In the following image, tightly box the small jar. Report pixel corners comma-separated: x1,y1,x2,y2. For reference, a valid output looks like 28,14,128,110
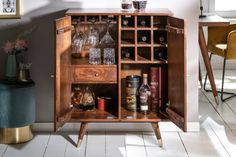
121,0,132,11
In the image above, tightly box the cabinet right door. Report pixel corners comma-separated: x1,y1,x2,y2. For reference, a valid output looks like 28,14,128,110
166,16,186,131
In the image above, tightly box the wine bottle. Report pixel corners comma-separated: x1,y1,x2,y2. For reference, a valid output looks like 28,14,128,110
141,36,147,42
159,36,165,44
139,73,151,114
140,19,146,27
155,48,165,59
139,33,148,43
122,49,130,58
122,18,129,26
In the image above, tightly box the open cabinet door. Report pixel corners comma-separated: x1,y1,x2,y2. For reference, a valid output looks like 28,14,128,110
166,16,187,131
54,16,72,131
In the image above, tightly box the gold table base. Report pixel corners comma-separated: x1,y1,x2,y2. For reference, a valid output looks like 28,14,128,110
0,125,33,144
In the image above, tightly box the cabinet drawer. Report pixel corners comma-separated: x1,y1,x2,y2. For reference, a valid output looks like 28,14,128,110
73,67,117,83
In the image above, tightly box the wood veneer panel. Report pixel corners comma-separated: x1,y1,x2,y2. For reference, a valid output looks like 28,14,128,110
55,16,72,131
167,16,186,131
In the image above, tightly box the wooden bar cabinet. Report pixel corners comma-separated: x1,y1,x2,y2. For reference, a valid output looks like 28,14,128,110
54,8,186,148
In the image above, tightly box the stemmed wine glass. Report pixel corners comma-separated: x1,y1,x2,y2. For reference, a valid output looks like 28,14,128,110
100,19,115,46
87,18,99,47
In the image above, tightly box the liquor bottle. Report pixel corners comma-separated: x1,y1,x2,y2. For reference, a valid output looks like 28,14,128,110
139,73,151,114
149,67,159,112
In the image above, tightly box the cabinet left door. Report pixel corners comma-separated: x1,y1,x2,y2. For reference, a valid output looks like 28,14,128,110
54,16,72,131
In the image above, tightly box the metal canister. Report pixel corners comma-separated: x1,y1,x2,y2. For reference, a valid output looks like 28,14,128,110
126,75,140,111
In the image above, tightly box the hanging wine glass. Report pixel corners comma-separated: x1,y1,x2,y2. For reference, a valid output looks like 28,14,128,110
100,19,115,46
87,18,99,47
71,18,87,58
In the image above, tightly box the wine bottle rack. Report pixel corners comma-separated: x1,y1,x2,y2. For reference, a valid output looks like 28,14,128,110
119,15,168,64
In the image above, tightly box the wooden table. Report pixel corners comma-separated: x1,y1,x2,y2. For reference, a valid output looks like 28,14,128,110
199,15,230,104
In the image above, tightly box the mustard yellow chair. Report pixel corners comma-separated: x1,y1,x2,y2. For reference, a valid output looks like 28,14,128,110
204,24,236,101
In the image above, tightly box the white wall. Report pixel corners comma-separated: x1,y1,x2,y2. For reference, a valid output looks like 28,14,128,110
0,0,199,129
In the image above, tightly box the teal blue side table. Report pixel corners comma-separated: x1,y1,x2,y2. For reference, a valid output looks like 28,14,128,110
0,80,35,144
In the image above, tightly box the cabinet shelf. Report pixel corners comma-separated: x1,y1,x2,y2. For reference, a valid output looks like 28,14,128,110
121,60,166,64
153,27,168,31
71,58,117,68
153,44,168,47
137,44,152,47
71,109,118,122
121,107,160,122
121,27,135,30
120,44,135,47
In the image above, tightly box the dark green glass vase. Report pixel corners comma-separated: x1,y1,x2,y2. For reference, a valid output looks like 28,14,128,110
5,54,17,81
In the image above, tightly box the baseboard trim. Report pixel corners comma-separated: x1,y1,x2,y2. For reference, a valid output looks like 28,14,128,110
32,122,200,132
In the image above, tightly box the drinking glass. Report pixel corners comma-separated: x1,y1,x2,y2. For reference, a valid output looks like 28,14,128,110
103,48,115,64
100,19,115,46
87,18,99,47
71,24,87,58
89,48,101,64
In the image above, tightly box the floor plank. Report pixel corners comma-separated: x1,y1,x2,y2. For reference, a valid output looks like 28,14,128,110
203,69,236,134
44,133,67,157
0,145,7,157
204,91,236,134
3,133,50,157
106,132,126,157
125,132,147,157
178,90,231,157
180,126,229,157
143,132,188,157
64,134,86,157
205,117,236,157
85,132,105,157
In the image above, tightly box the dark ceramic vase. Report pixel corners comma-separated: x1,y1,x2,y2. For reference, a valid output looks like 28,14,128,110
5,54,17,81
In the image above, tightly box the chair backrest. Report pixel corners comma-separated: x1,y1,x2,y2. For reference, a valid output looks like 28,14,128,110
226,28,236,60
207,24,236,60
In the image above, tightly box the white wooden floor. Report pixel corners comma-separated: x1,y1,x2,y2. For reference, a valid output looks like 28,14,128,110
1,70,236,157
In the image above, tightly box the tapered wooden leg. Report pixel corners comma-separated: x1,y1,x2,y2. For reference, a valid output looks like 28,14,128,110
151,122,163,147
199,26,219,104
77,122,87,148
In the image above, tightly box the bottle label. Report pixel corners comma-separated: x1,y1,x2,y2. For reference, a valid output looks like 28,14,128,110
140,105,148,111
140,93,148,103
126,87,138,95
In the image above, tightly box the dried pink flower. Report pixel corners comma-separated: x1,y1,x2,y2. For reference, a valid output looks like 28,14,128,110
15,39,28,51
3,41,14,54
2,39,28,55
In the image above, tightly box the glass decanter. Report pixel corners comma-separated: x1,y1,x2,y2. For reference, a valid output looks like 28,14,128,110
71,86,83,109
81,86,95,111
71,20,87,58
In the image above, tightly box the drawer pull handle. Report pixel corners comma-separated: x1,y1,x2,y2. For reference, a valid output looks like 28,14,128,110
95,73,99,77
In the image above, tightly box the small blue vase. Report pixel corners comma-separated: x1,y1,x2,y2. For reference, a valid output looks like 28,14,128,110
5,54,17,81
